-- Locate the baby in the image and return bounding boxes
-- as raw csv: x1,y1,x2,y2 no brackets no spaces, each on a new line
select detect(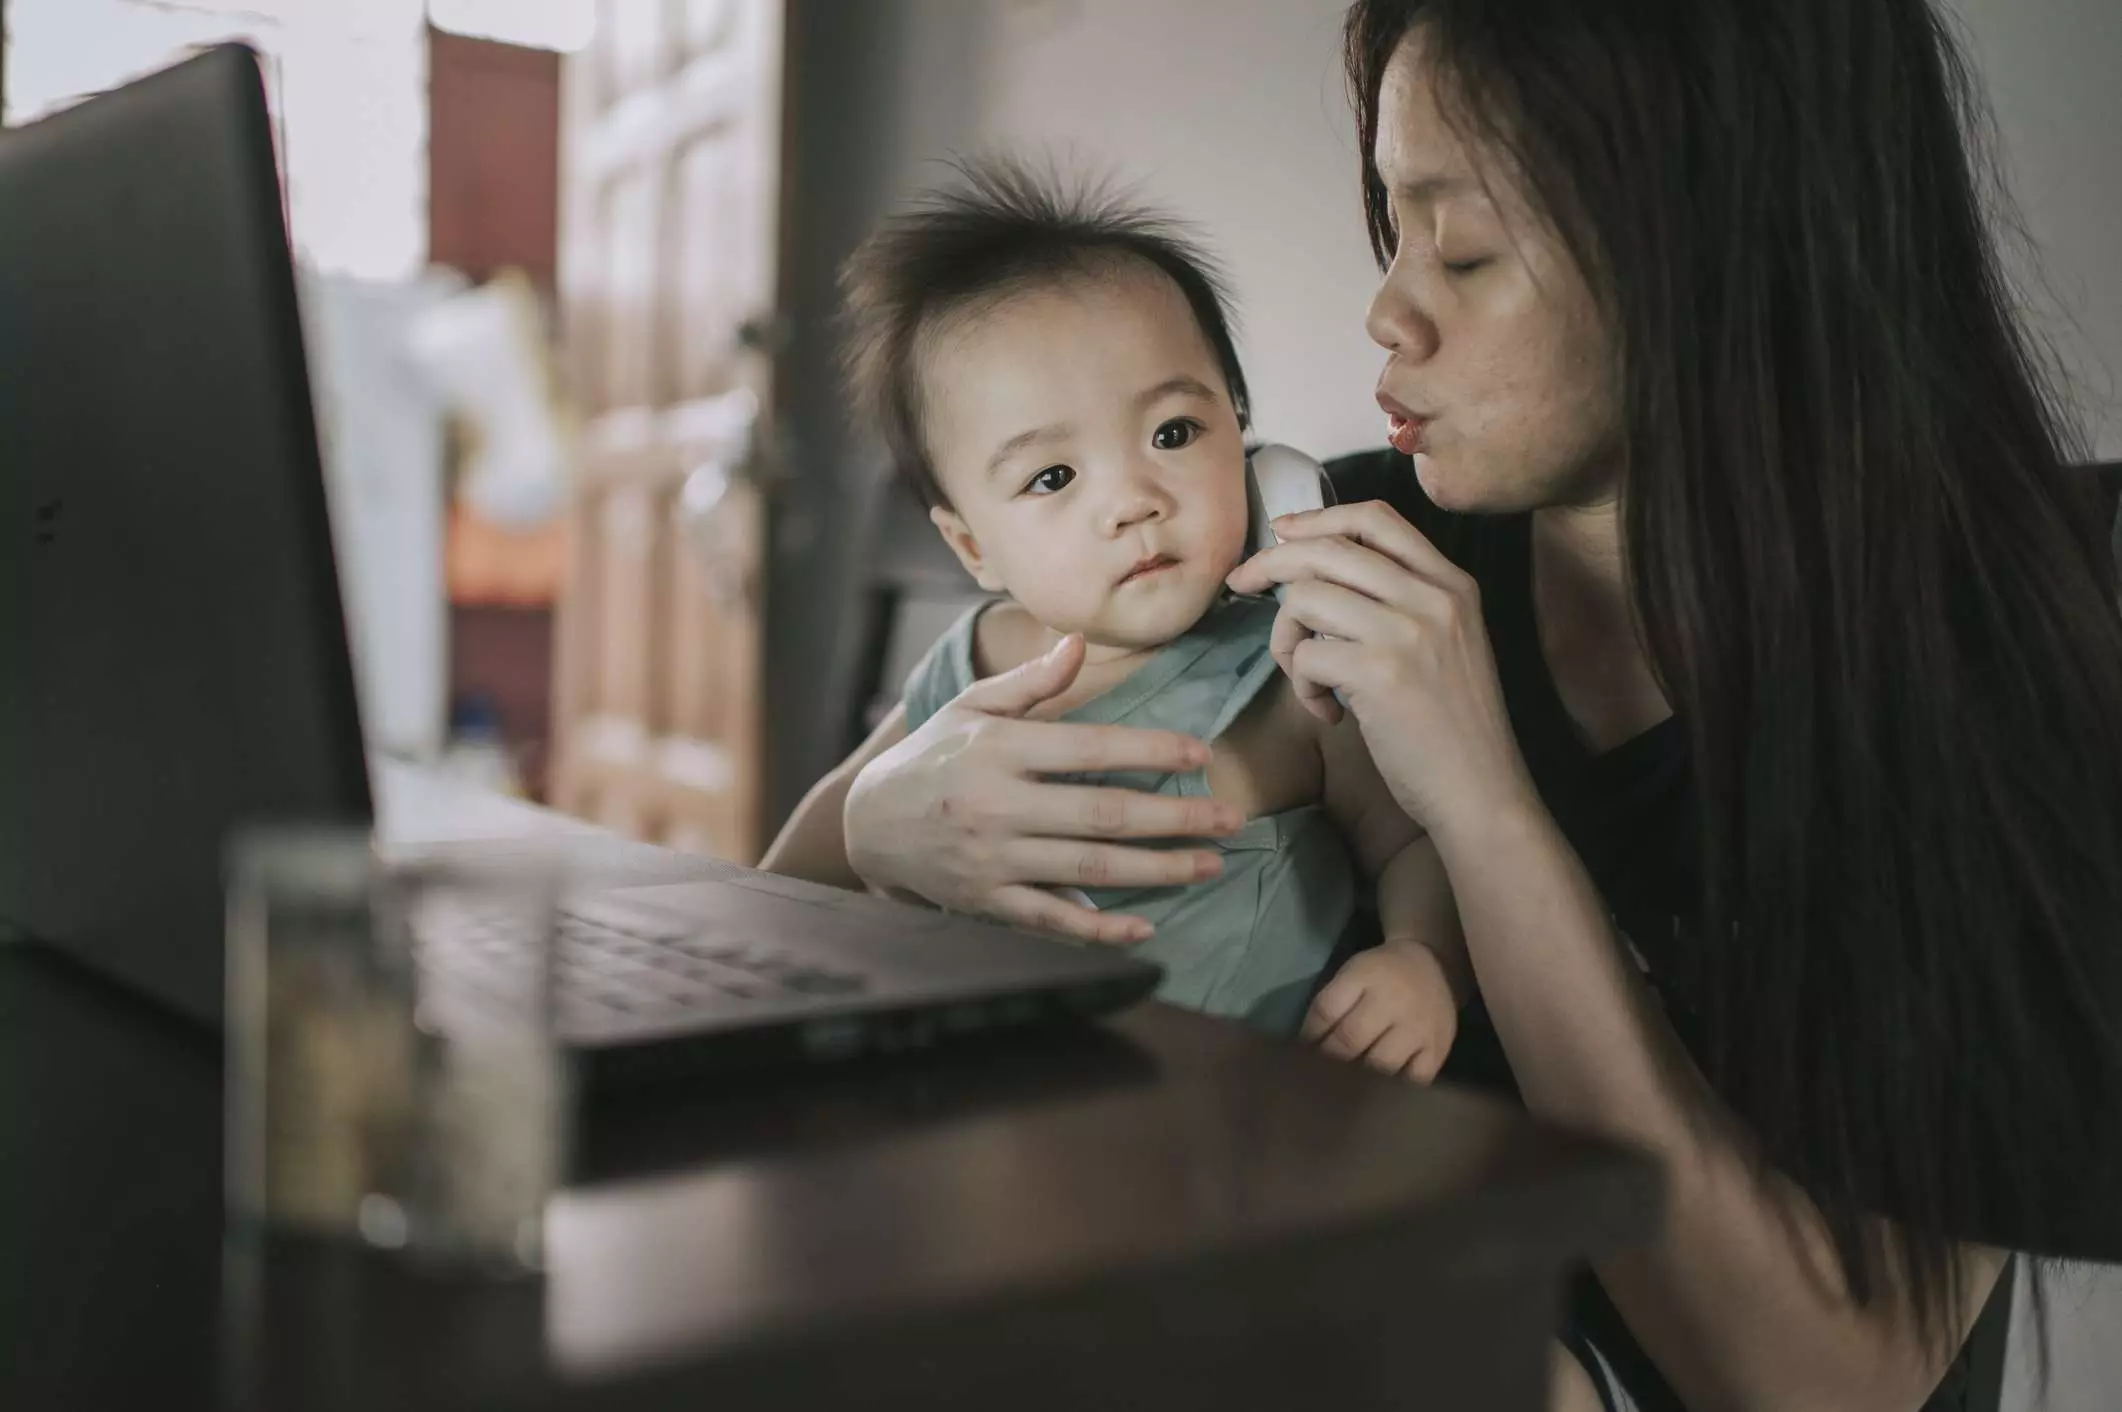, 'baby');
766,161,1469,1077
